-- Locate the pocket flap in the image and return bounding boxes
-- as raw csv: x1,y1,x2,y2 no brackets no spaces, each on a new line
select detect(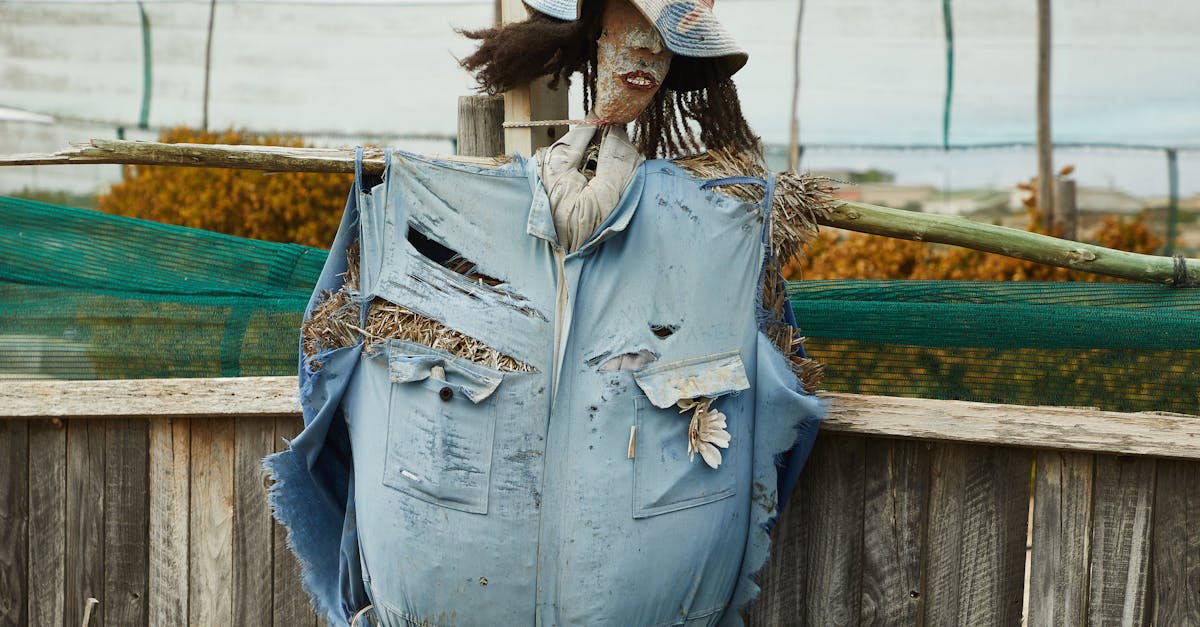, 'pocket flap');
386,339,503,403
631,350,750,409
